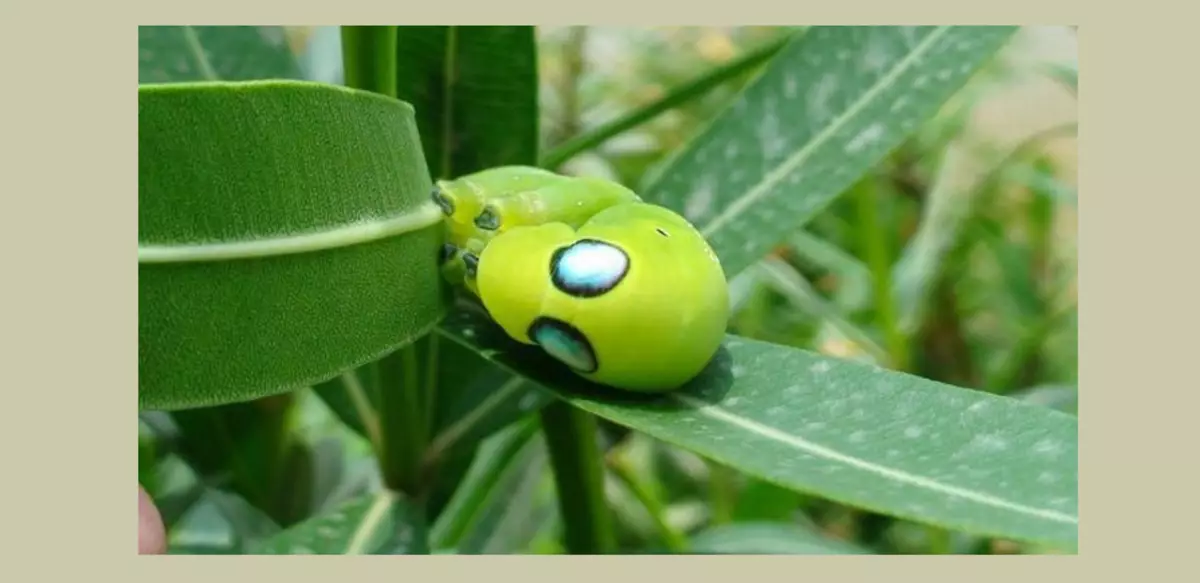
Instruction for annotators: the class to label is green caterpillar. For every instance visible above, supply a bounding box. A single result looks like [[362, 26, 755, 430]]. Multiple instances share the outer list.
[[434, 166, 729, 393]]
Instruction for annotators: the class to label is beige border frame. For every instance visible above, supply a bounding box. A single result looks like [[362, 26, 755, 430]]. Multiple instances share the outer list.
[[7, 0, 1153, 577]]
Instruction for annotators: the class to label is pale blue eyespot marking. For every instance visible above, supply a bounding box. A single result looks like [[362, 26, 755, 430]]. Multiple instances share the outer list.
[[550, 239, 629, 298], [528, 317, 598, 373]]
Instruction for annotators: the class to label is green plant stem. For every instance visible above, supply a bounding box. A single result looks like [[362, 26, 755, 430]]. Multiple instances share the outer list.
[[377, 344, 428, 496], [608, 456, 689, 553], [340, 26, 398, 98], [539, 33, 791, 170], [928, 526, 953, 554], [854, 176, 910, 370], [539, 401, 616, 554], [706, 460, 736, 526]]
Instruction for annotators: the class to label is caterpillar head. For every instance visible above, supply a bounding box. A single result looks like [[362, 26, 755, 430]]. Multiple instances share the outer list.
[[475, 203, 728, 393]]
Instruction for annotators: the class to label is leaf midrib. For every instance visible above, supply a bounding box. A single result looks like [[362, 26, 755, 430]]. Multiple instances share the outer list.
[[699, 26, 952, 238], [138, 204, 443, 264], [667, 392, 1077, 525]]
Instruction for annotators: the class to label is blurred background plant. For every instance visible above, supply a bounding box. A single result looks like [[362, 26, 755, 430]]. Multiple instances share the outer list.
[[139, 25, 1076, 555]]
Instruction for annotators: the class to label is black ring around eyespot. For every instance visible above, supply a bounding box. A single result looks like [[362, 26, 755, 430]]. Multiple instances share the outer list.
[[527, 316, 599, 374], [549, 239, 630, 298]]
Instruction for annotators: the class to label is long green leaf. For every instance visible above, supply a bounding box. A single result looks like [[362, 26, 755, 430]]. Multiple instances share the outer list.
[[251, 490, 426, 554], [642, 26, 1019, 278], [138, 25, 302, 83], [394, 26, 540, 179], [539, 32, 792, 169], [436, 310, 1078, 549], [689, 522, 870, 555], [138, 80, 444, 410]]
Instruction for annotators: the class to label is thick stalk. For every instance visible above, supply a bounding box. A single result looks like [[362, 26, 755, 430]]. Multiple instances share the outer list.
[[539, 401, 616, 554]]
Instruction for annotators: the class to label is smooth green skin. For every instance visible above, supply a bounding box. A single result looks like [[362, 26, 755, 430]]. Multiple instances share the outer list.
[[437, 166, 730, 393], [435, 166, 568, 289]]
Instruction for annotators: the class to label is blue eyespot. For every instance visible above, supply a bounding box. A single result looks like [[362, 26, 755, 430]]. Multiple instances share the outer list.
[[528, 317, 598, 373], [550, 239, 629, 298]]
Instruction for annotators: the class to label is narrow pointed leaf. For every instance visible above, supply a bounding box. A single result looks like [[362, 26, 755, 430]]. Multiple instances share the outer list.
[[252, 490, 426, 554], [394, 26, 540, 179], [436, 311, 1078, 548], [689, 522, 871, 555], [642, 26, 1019, 278], [138, 25, 301, 83], [139, 80, 445, 410]]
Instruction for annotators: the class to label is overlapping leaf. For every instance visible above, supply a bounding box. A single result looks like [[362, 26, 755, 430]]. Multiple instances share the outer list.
[[437, 310, 1078, 548], [641, 26, 1019, 278]]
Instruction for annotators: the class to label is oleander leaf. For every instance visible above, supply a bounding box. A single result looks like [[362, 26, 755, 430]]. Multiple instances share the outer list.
[[138, 80, 445, 410], [642, 25, 1019, 278], [436, 310, 1078, 549]]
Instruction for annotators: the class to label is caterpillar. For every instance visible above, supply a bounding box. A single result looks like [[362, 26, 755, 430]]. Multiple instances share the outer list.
[[434, 166, 729, 393]]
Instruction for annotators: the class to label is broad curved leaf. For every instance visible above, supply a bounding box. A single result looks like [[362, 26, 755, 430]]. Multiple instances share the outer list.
[[436, 310, 1078, 549], [138, 80, 445, 410], [641, 26, 1019, 278]]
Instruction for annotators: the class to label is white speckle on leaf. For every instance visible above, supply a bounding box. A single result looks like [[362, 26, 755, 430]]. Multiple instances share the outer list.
[[913, 75, 929, 88], [903, 426, 924, 439], [850, 408, 867, 421], [966, 401, 989, 413], [861, 37, 890, 73], [784, 385, 803, 396], [683, 177, 716, 222], [292, 545, 315, 554], [462, 327, 476, 338], [959, 63, 974, 75], [757, 107, 788, 162], [898, 26, 921, 47], [845, 123, 884, 154], [836, 49, 851, 61], [1048, 497, 1073, 509], [969, 432, 1009, 453], [784, 75, 799, 98], [518, 392, 539, 411], [936, 69, 952, 81], [139, 48, 153, 61], [848, 430, 868, 443], [1032, 438, 1065, 457], [175, 57, 191, 74], [767, 405, 786, 417], [810, 360, 832, 375], [886, 449, 901, 458], [805, 421, 827, 431], [724, 397, 741, 407], [724, 143, 740, 160], [1037, 471, 1059, 485], [730, 365, 746, 378], [890, 96, 909, 113], [318, 526, 339, 539], [807, 75, 837, 123]]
